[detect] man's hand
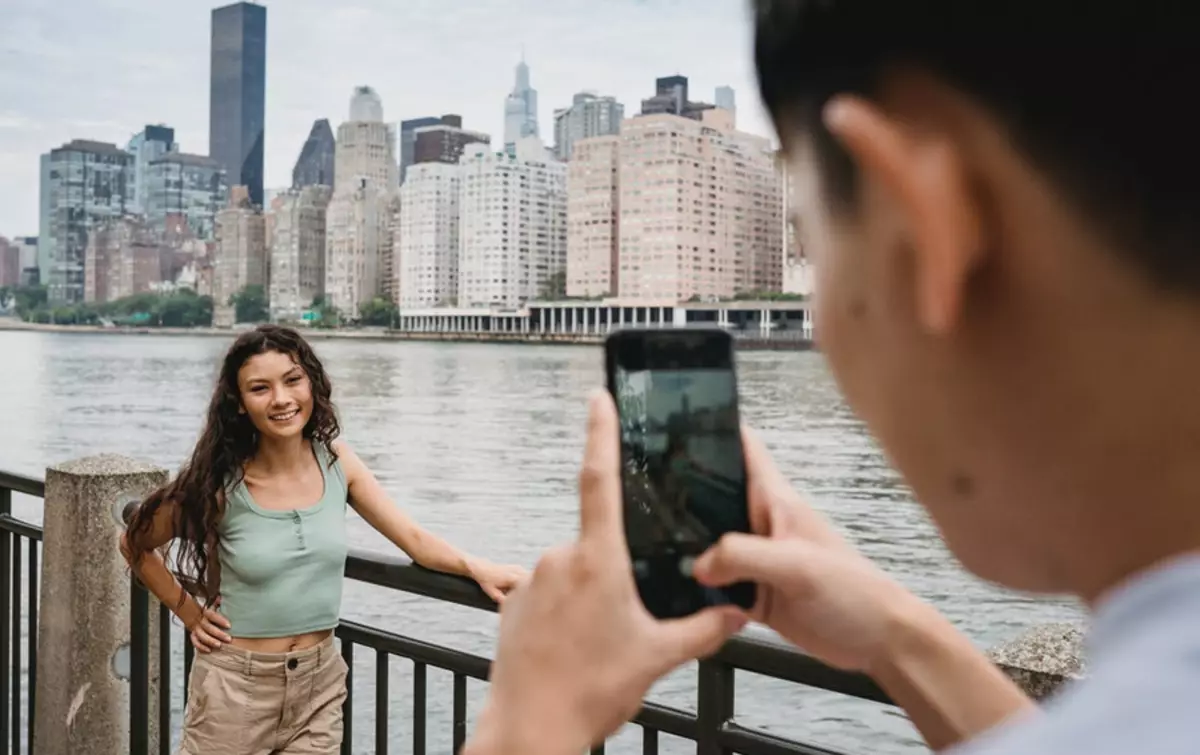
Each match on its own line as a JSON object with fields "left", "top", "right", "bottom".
{"left": 693, "top": 427, "right": 927, "bottom": 673}
{"left": 464, "top": 391, "right": 747, "bottom": 755}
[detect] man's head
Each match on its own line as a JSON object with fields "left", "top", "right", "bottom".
{"left": 753, "top": 1, "right": 1200, "bottom": 597}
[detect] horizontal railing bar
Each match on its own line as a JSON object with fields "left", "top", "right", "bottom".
{"left": 346, "top": 552, "right": 890, "bottom": 705}
{"left": 336, "top": 621, "right": 492, "bottom": 681}
{"left": 345, "top": 550, "right": 497, "bottom": 613}
{"left": 714, "top": 636, "right": 889, "bottom": 704}
{"left": 0, "top": 515, "right": 43, "bottom": 542}
{"left": 719, "top": 722, "right": 854, "bottom": 755}
{"left": 0, "top": 472, "right": 45, "bottom": 499}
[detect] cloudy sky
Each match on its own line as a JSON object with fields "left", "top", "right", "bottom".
{"left": 0, "top": 0, "right": 774, "bottom": 236}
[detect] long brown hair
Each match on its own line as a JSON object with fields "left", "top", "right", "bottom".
{"left": 123, "top": 325, "right": 340, "bottom": 606}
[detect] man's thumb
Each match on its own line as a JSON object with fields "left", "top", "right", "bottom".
{"left": 653, "top": 607, "right": 747, "bottom": 670}
{"left": 693, "top": 533, "right": 801, "bottom": 588}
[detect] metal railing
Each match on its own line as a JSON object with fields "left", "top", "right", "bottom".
{"left": 0, "top": 470, "right": 895, "bottom": 755}
{"left": 0, "top": 471, "right": 44, "bottom": 755}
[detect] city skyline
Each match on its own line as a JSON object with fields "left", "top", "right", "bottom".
{"left": 0, "top": 0, "right": 767, "bottom": 235}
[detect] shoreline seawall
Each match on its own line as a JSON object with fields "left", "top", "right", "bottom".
{"left": 0, "top": 318, "right": 815, "bottom": 351}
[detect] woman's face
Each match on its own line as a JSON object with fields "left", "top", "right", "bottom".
{"left": 236, "top": 350, "right": 314, "bottom": 441}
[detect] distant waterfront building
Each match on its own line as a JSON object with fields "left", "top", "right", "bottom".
{"left": 640, "top": 75, "right": 714, "bottom": 121}
{"left": 325, "top": 87, "right": 399, "bottom": 316}
{"left": 0, "top": 238, "right": 18, "bottom": 288}
{"left": 779, "top": 157, "right": 814, "bottom": 296}
{"left": 269, "top": 185, "right": 332, "bottom": 322}
{"left": 145, "top": 153, "right": 227, "bottom": 240}
{"left": 126, "top": 125, "right": 177, "bottom": 215}
{"left": 84, "top": 216, "right": 163, "bottom": 303}
{"left": 566, "top": 135, "right": 620, "bottom": 298}
{"left": 213, "top": 186, "right": 267, "bottom": 326}
{"left": 210, "top": 1, "right": 267, "bottom": 206}
{"left": 413, "top": 116, "right": 490, "bottom": 166}
{"left": 398, "top": 116, "right": 444, "bottom": 183}
{"left": 503, "top": 57, "right": 539, "bottom": 155}
{"left": 291, "top": 119, "right": 336, "bottom": 189}
{"left": 552, "top": 92, "right": 624, "bottom": 162}
{"left": 613, "top": 109, "right": 782, "bottom": 300}
{"left": 14, "top": 237, "right": 39, "bottom": 285}
{"left": 398, "top": 162, "right": 461, "bottom": 308}
{"left": 714, "top": 86, "right": 736, "bottom": 120}
{"left": 39, "top": 139, "right": 133, "bottom": 304}
{"left": 458, "top": 138, "right": 566, "bottom": 308}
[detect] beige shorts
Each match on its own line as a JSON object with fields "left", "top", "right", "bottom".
{"left": 176, "top": 636, "right": 348, "bottom": 755}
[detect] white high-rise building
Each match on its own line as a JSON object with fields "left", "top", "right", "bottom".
{"left": 458, "top": 138, "right": 567, "bottom": 309}
{"left": 503, "top": 57, "right": 539, "bottom": 155}
{"left": 325, "top": 86, "right": 400, "bottom": 317}
{"left": 213, "top": 186, "right": 268, "bottom": 327}
{"left": 553, "top": 92, "right": 624, "bottom": 162}
{"left": 566, "top": 135, "right": 620, "bottom": 298}
{"left": 269, "top": 185, "right": 332, "bottom": 322}
{"left": 398, "top": 162, "right": 461, "bottom": 307}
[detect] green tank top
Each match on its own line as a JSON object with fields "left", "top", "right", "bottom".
{"left": 216, "top": 442, "right": 349, "bottom": 638}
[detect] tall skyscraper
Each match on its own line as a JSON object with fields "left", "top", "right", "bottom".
{"left": 413, "top": 117, "right": 490, "bottom": 166}
{"left": 566, "top": 135, "right": 620, "bottom": 298}
{"left": 398, "top": 116, "right": 444, "bottom": 183}
{"left": 325, "top": 87, "right": 398, "bottom": 316}
{"left": 640, "top": 75, "right": 714, "bottom": 121}
{"left": 458, "top": 138, "right": 566, "bottom": 308}
{"left": 503, "top": 57, "right": 539, "bottom": 154}
{"left": 292, "top": 119, "right": 336, "bottom": 189}
{"left": 39, "top": 139, "right": 133, "bottom": 304}
{"left": 714, "top": 86, "right": 736, "bottom": 117}
{"left": 553, "top": 92, "right": 624, "bottom": 162}
{"left": 269, "top": 185, "right": 332, "bottom": 322}
{"left": 126, "top": 125, "right": 177, "bottom": 215}
{"left": 210, "top": 2, "right": 267, "bottom": 207}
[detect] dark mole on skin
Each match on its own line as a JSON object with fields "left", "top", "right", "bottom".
{"left": 951, "top": 472, "right": 975, "bottom": 498}
{"left": 848, "top": 300, "right": 867, "bottom": 319}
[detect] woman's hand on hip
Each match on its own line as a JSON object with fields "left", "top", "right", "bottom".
{"left": 188, "top": 605, "right": 232, "bottom": 653}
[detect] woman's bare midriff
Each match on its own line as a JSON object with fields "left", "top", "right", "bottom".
{"left": 228, "top": 628, "right": 333, "bottom": 653}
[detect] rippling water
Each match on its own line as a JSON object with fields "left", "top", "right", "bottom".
{"left": 0, "top": 330, "right": 1082, "bottom": 754}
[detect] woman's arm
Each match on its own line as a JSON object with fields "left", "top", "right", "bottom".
{"left": 336, "top": 441, "right": 527, "bottom": 601}
{"left": 120, "top": 502, "right": 232, "bottom": 651}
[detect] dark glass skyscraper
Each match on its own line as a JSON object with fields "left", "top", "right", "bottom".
{"left": 209, "top": 2, "right": 266, "bottom": 206}
{"left": 292, "top": 119, "right": 336, "bottom": 189}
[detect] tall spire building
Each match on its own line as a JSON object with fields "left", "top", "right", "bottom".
{"left": 503, "top": 54, "right": 539, "bottom": 155}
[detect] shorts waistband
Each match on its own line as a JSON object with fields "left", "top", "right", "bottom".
{"left": 200, "top": 635, "right": 337, "bottom": 677}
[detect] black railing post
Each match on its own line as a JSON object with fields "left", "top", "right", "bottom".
{"left": 129, "top": 578, "right": 150, "bottom": 755}
{"left": 0, "top": 486, "right": 11, "bottom": 753}
{"left": 696, "top": 659, "right": 735, "bottom": 755}
{"left": 11, "top": 536, "right": 22, "bottom": 755}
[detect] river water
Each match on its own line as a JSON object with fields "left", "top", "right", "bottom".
{"left": 0, "top": 329, "right": 1083, "bottom": 754}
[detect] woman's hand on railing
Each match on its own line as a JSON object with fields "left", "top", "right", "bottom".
{"left": 465, "top": 558, "right": 529, "bottom": 604}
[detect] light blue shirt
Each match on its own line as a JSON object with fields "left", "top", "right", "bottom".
{"left": 954, "top": 554, "right": 1200, "bottom": 755}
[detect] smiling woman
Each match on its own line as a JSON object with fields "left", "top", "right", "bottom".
{"left": 119, "top": 323, "right": 527, "bottom": 755}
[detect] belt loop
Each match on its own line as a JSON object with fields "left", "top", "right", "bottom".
{"left": 244, "top": 648, "right": 253, "bottom": 677}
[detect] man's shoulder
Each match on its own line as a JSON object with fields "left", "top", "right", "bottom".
{"left": 952, "top": 659, "right": 1198, "bottom": 755}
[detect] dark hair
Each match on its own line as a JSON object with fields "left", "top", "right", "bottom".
{"left": 123, "top": 325, "right": 340, "bottom": 606}
{"left": 751, "top": 1, "right": 1199, "bottom": 290}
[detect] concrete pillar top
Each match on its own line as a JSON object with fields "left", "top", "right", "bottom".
{"left": 49, "top": 454, "right": 163, "bottom": 478}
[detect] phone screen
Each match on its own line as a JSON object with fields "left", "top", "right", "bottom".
{"left": 606, "top": 329, "right": 755, "bottom": 619}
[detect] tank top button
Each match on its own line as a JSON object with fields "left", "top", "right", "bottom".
{"left": 287, "top": 658, "right": 298, "bottom": 670}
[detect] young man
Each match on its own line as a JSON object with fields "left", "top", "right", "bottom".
{"left": 465, "top": 2, "right": 1199, "bottom": 754}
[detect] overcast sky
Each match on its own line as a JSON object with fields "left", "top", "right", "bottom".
{"left": 0, "top": 0, "right": 773, "bottom": 236}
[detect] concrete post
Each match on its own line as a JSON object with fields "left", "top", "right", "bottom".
{"left": 987, "top": 622, "right": 1086, "bottom": 701}
{"left": 34, "top": 454, "right": 166, "bottom": 754}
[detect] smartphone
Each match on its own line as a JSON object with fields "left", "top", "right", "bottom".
{"left": 605, "top": 327, "right": 756, "bottom": 619}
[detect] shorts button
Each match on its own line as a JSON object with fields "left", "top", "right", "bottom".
{"left": 287, "top": 658, "right": 298, "bottom": 670}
